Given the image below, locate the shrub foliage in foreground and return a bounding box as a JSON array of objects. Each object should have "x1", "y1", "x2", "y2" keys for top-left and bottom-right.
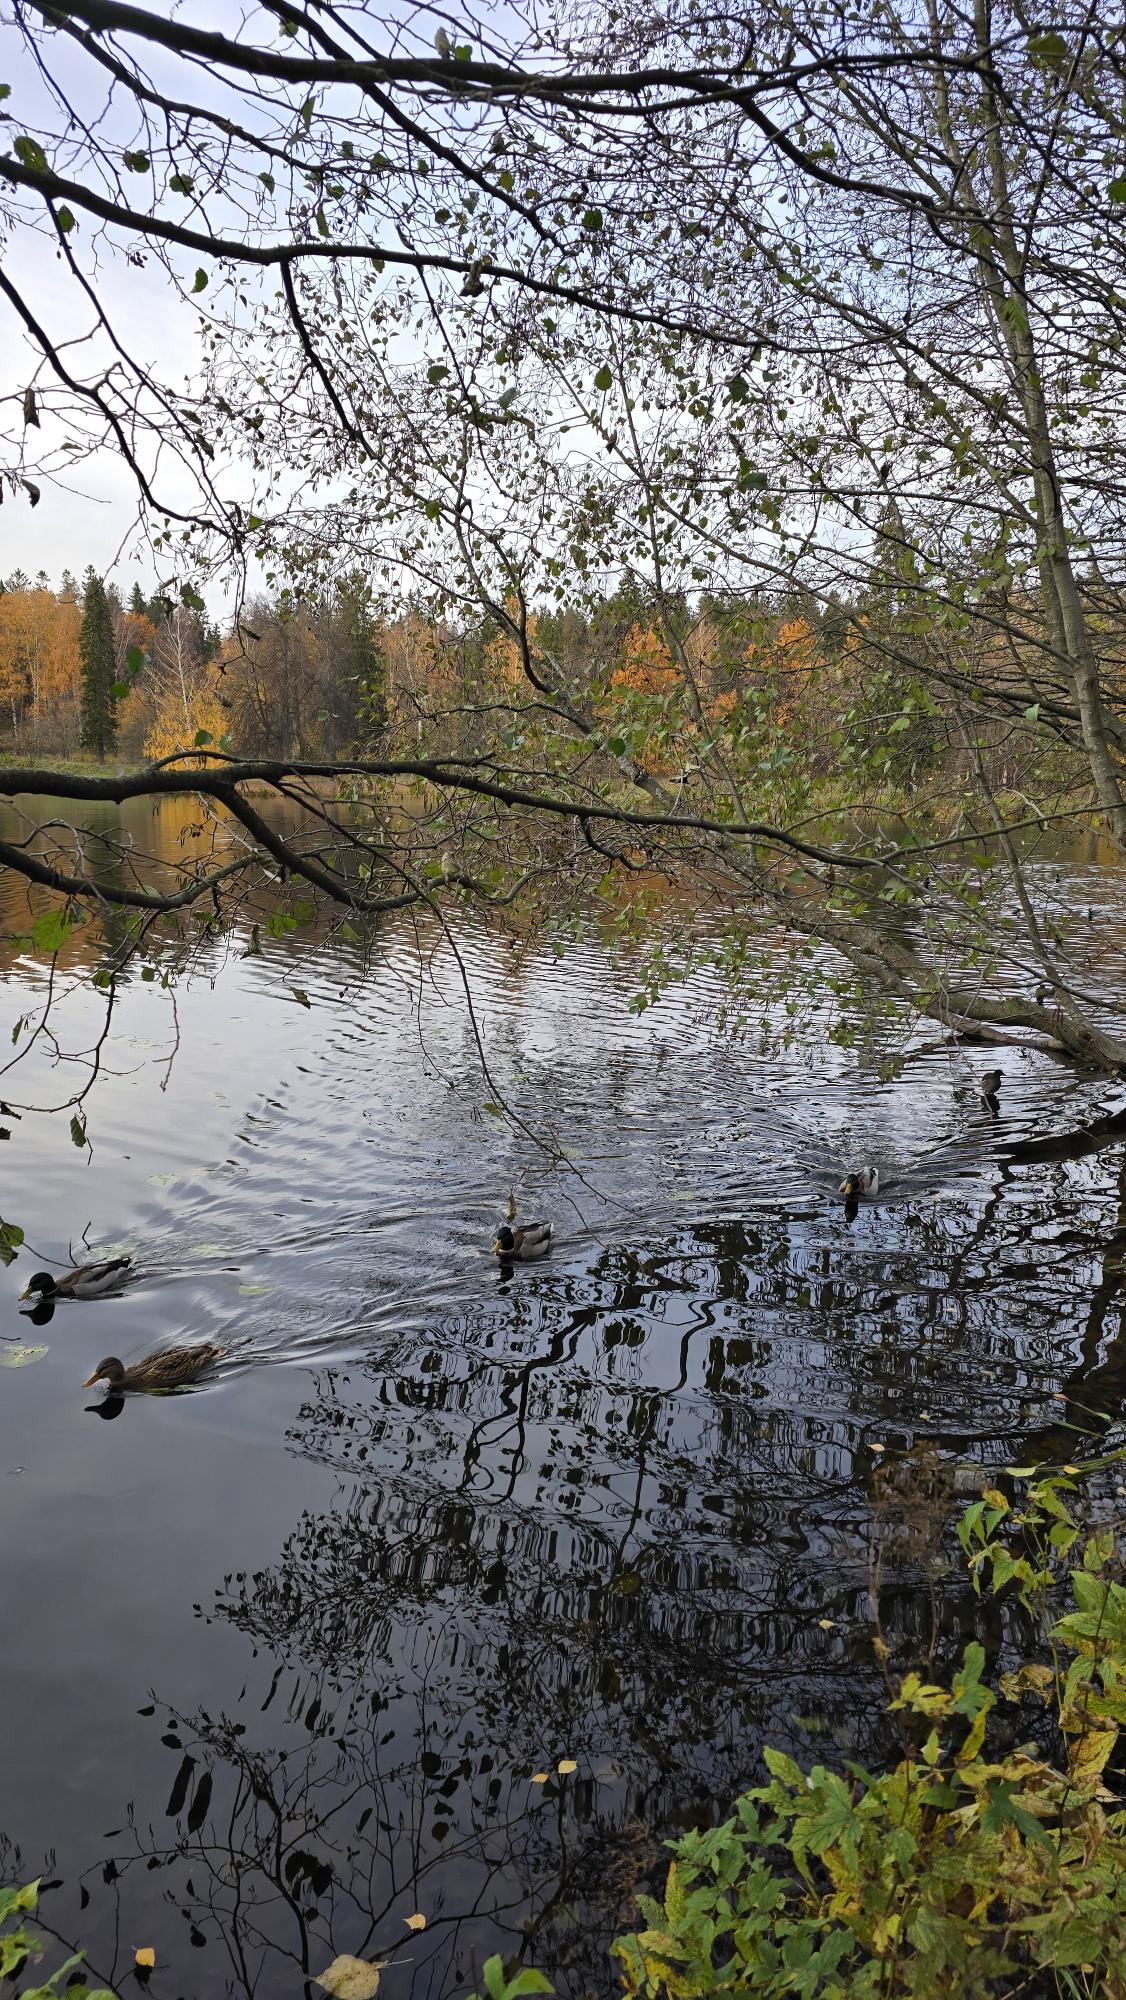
[
  {"x1": 614, "y1": 1475, "x2": 1126, "y2": 1998},
  {"x1": 4, "y1": 1477, "x2": 1126, "y2": 1998}
]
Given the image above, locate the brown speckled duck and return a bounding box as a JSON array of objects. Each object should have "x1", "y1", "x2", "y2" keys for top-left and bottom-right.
[{"x1": 84, "y1": 1344, "x2": 224, "y2": 1393}]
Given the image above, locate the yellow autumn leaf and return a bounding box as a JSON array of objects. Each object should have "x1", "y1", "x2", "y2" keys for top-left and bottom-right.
[
  {"x1": 871, "y1": 1442, "x2": 886, "y2": 1454},
  {"x1": 316, "y1": 1955, "x2": 383, "y2": 2000},
  {"x1": 981, "y1": 1489, "x2": 1009, "y2": 1511},
  {"x1": 818, "y1": 1618, "x2": 836, "y2": 1631},
  {"x1": 556, "y1": 1758, "x2": 577, "y2": 1775},
  {"x1": 530, "y1": 1772, "x2": 549, "y2": 1784},
  {"x1": 1069, "y1": 1729, "x2": 1118, "y2": 1784},
  {"x1": 404, "y1": 1913, "x2": 427, "y2": 1932},
  {"x1": 135, "y1": 1948, "x2": 156, "y2": 1970}
]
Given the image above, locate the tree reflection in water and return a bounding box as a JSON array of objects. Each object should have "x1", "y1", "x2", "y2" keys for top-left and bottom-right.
[{"x1": 41, "y1": 1141, "x2": 1126, "y2": 1999}]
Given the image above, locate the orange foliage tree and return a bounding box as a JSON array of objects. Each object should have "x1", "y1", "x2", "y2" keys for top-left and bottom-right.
[{"x1": 0, "y1": 586, "x2": 82, "y2": 749}]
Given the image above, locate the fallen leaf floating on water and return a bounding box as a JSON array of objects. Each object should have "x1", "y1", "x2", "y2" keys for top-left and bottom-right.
[
  {"x1": 556, "y1": 1759, "x2": 577, "y2": 1775},
  {"x1": 404, "y1": 1913, "x2": 427, "y2": 1932},
  {"x1": 870, "y1": 1442, "x2": 886, "y2": 1454},
  {"x1": 290, "y1": 987, "x2": 312, "y2": 1008},
  {"x1": 134, "y1": 1948, "x2": 156, "y2": 1969},
  {"x1": 817, "y1": 1619, "x2": 837, "y2": 1631},
  {"x1": 530, "y1": 1772, "x2": 549, "y2": 1784},
  {"x1": 0, "y1": 1344, "x2": 48, "y2": 1368},
  {"x1": 316, "y1": 1955, "x2": 384, "y2": 2000}
]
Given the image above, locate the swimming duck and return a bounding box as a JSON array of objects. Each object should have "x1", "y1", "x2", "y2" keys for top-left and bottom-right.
[
  {"x1": 83, "y1": 1344, "x2": 223, "y2": 1393},
  {"x1": 493, "y1": 1221, "x2": 553, "y2": 1261},
  {"x1": 20, "y1": 1257, "x2": 132, "y2": 1304},
  {"x1": 980, "y1": 1069, "x2": 1003, "y2": 1100},
  {"x1": 839, "y1": 1167, "x2": 879, "y2": 1198}
]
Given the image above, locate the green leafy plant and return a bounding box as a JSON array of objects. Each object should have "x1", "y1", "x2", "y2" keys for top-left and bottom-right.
[
  {"x1": 613, "y1": 1473, "x2": 1126, "y2": 1998},
  {"x1": 0, "y1": 1880, "x2": 118, "y2": 1998},
  {"x1": 464, "y1": 1954, "x2": 553, "y2": 2000}
]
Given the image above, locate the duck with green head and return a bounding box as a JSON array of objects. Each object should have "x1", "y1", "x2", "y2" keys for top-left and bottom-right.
[
  {"x1": 20, "y1": 1256, "x2": 132, "y2": 1305},
  {"x1": 493, "y1": 1221, "x2": 553, "y2": 1261}
]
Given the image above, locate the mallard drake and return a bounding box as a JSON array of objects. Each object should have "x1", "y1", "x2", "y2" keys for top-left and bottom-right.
[
  {"x1": 20, "y1": 1257, "x2": 132, "y2": 1304},
  {"x1": 980, "y1": 1069, "x2": 1003, "y2": 1100},
  {"x1": 83, "y1": 1344, "x2": 223, "y2": 1392},
  {"x1": 839, "y1": 1167, "x2": 879, "y2": 1198},
  {"x1": 493, "y1": 1221, "x2": 553, "y2": 1261}
]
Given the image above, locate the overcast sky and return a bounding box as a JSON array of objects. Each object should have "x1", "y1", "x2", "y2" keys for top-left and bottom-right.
[{"x1": 0, "y1": 4, "x2": 270, "y2": 611}]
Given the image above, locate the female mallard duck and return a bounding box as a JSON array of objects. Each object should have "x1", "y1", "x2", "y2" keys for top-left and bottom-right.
[
  {"x1": 839, "y1": 1167, "x2": 879, "y2": 1198},
  {"x1": 980, "y1": 1068, "x2": 1003, "y2": 1101},
  {"x1": 493, "y1": 1221, "x2": 553, "y2": 1262},
  {"x1": 84, "y1": 1344, "x2": 223, "y2": 1393},
  {"x1": 20, "y1": 1257, "x2": 132, "y2": 1304}
]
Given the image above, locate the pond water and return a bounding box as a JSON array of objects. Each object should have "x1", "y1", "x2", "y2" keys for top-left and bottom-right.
[{"x1": 0, "y1": 795, "x2": 1124, "y2": 1998}]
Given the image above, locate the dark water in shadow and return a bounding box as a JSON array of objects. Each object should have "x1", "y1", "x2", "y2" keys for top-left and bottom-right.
[{"x1": 0, "y1": 795, "x2": 1125, "y2": 1996}]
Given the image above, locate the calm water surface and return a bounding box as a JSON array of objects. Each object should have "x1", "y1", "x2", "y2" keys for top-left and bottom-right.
[{"x1": 0, "y1": 796, "x2": 1125, "y2": 1997}]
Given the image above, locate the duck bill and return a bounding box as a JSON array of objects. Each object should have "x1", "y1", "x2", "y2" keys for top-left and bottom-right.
[
  {"x1": 83, "y1": 1372, "x2": 103, "y2": 1388},
  {"x1": 492, "y1": 1239, "x2": 504, "y2": 1254},
  {"x1": 18, "y1": 1285, "x2": 34, "y2": 1302},
  {"x1": 839, "y1": 1179, "x2": 855, "y2": 1196}
]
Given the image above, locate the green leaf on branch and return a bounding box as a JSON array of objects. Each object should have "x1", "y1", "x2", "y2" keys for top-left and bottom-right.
[
  {"x1": 0, "y1": 1881, "x2": 38, "y2": 1922},
  {"x1": 594, "y1": 364, "x2": 613, "y2": 392},
  {"x1": 14, "y1": 135, "x2": 48, "y2": 171},
  {"x1": 32, "y1": 908, "x2": 72, "y2": 954},
  {"x1": 70, "y1": 1113, "x2": 87, "y2": 1148},
  {"x1": 192, "y1": 268, "x2": 209, "y2": 293},
  {"x1": 0, "y1": 1221, "x2": 25, "y2": 1267}
]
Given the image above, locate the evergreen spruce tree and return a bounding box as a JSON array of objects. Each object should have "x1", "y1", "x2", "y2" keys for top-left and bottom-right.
[
  {"x1": 338, "y1": 578, "x2": 386, "y2": 741},
  {"x1": 79, "y1": 569, "x2": 117, "y2": 760},
  {"x1": 129, "y1": 581, "x2": 147, "y2": 617}
]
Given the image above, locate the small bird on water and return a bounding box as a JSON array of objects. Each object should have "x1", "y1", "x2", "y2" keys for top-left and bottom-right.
[
  {"x1": 493, "y1": 1221, "x2": 553, "y2": 1261},
  {"x1": 980, "y1": 1068, "x2": 1003, "y2": 1101},
  {"x1": 20, "y1": 1257, "x2": 132, "y2": 1304},
  {"x1": 839, "y1": 1167, "x2": 879, "y2": 1199},
  {"x1": 84, "y1": 1344, "x2": 224, "y2": 1393}
]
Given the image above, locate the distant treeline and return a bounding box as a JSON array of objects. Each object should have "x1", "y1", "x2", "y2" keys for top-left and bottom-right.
[{"x1": 0, "y1": 566, "x2": 1083, "y2": 795}]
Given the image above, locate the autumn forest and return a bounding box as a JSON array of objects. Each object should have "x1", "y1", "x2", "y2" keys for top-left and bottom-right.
[{"x1": 0, "y1": 563, "x2": 1100, "y2": 818}]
